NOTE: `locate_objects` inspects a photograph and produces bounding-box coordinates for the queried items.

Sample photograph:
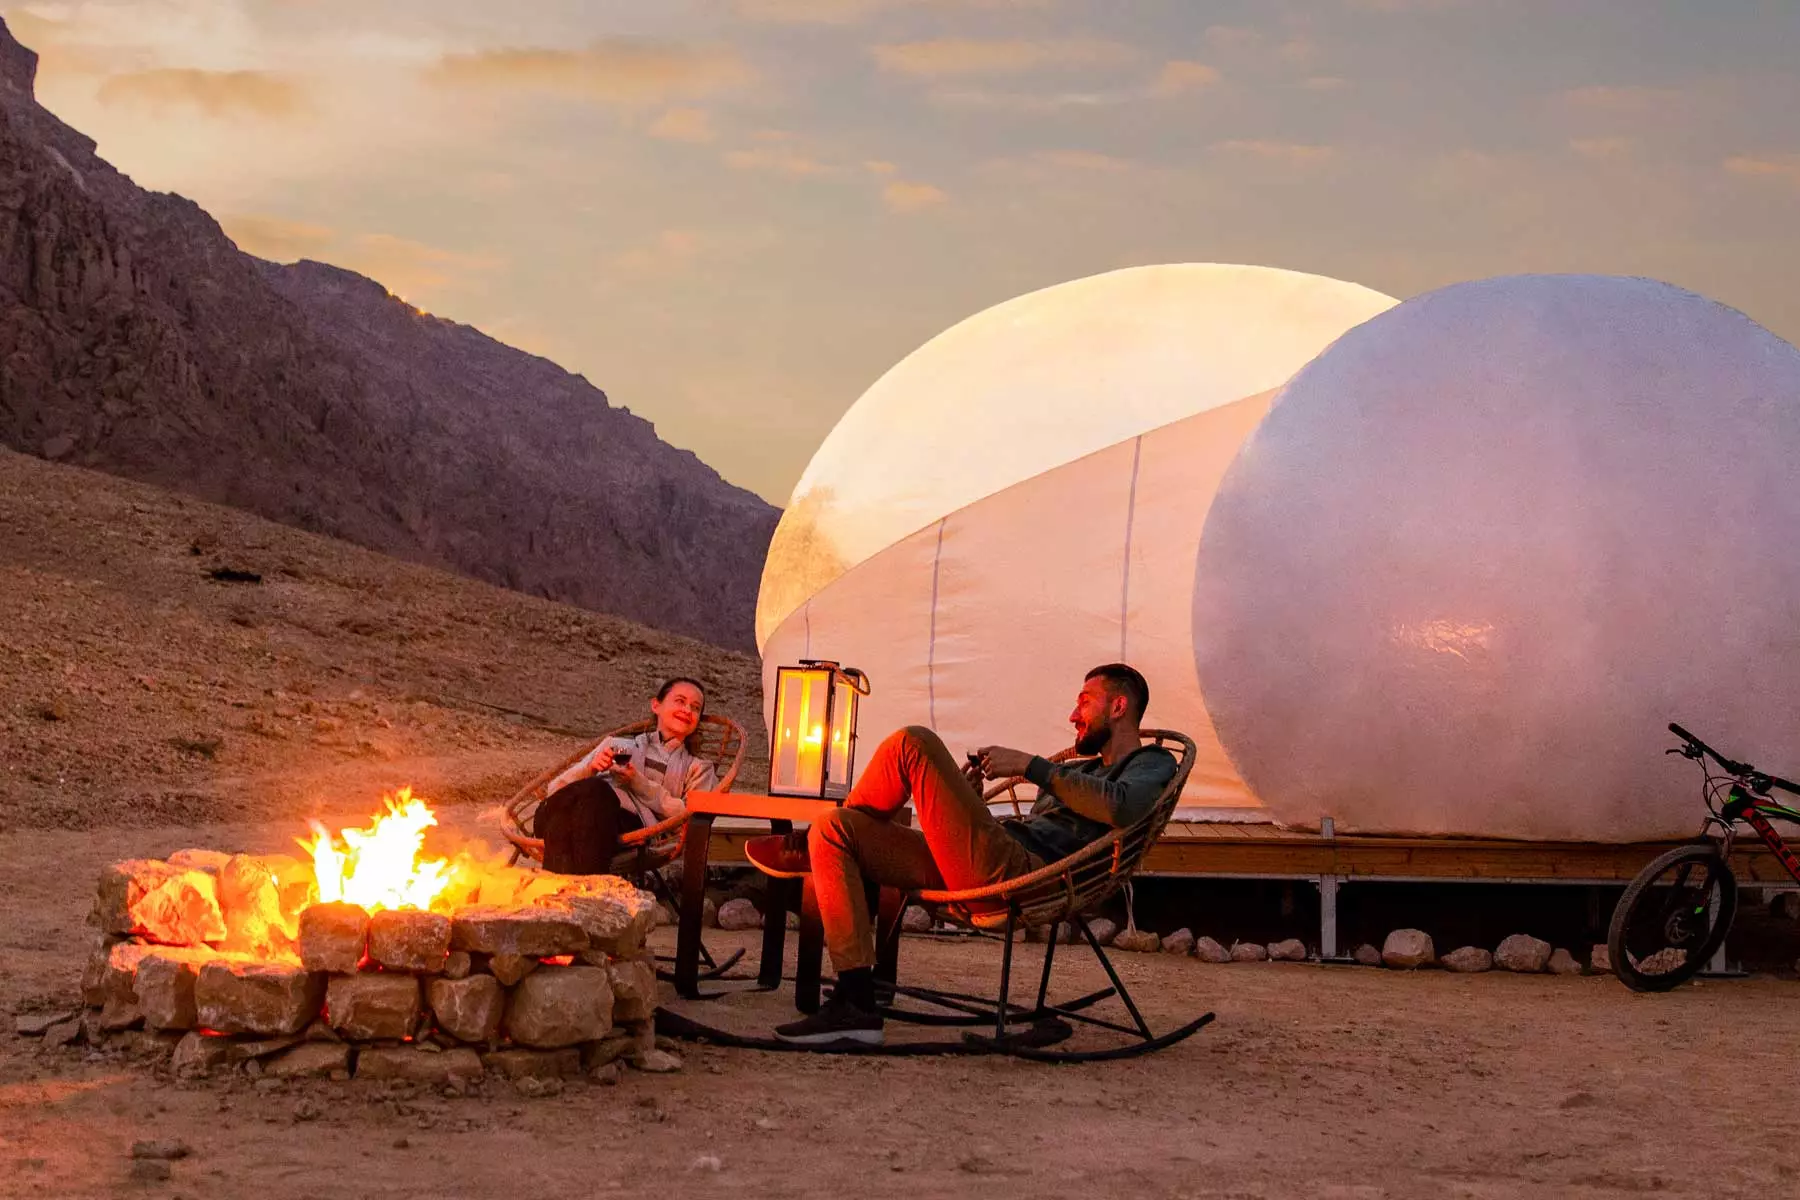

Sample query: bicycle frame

[1715,788,1800,885]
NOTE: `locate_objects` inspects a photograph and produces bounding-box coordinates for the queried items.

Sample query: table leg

[795,878,824,1014]
[758,819,793,989]
[674,813,714,1000]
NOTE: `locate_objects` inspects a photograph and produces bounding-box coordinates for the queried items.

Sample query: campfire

[75,789,666,1084]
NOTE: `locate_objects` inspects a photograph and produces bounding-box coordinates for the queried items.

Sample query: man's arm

[1024,748,1176,827]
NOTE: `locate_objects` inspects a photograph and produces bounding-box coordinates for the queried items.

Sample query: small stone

[194,960,324,1035]
[14,1010,76,1037]
[1494,934,1553,973]
[167,849,232,874]
[1162,928,1196,956]
[293,1097,323,1122]
[1229,942,1268,962]
[1547,948,1583,976]
[1111,929,1160,953]
[40,1018,81,1050]
[582,1030,635,1072]
[591,1061,622,1086]
[137,947,222,1031]
[297,903,369,974]
[128,1160,173,1183]
[1194,936,1230,963]
[629,1047,682,1073]
[367,909,451,973]
[482,1047,582,1080]
[488,953,538,987]
[1086,917,1118,946]
[442,951,473,980]
[608,956,657,1024]
[514,1075,563,1098]
[902,906,933,934]
[130,1139,191,1160]
[451,907,589,957]
[91,860,184,935]
[171,1031,235,1076]
[716,898,762,931]
[1441,946,1493,973]
[1352,943,1383,967]
[265,1042,351,1079]
[1589,943,1613,974]
[505,966,613,1048]
[1268,938,1308,962]
[356,1046,484,1084]
[131,870,227,946]
[1381,929,1435,969]
[691,1153,722,1172]
[538,876,660,956]
[326,973,420,1040]
[426,975,505,1043]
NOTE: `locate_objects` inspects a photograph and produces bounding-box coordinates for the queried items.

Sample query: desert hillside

[0,446,767,833]
[0,18,777,650]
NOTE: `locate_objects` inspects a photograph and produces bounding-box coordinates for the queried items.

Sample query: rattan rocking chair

[499,713,748,982]
[863,728,1213,1061]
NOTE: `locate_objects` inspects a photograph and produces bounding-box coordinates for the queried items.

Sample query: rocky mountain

[0,19,777,650]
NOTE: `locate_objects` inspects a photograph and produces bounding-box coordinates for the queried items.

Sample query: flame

[300,787,452,913]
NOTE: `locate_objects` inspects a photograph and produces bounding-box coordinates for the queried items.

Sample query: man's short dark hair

[1085,663,1149,720]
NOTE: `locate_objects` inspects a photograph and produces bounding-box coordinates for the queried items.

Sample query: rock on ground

[716,898,763,931]
[194,960,324,1036]
[427,974,505,1043]
[1194,936,1230,963]
[298,903,369,974]
[366,909,451,973]
[1382,929,1435,969]
[902,906,933,934]
[1162,928,1196,956]
[607,955,657,1024]
[1494,933,1552,973]
[265,1042,351,1079]
[1086,917,1119,946]
[1441,946,1493,973]
[1230,942,1269,963]
[1351,943,1383,967]
[1547,948,1583,976]
[356,1046,483,1084]
[1268,939,1307,962]
[1111,929,1160,953]
[326,973,420,1040]
[1589,943,1613,974]
[505,966,613,1048]
[482,1047,583,1080]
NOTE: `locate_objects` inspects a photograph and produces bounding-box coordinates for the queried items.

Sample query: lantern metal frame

[768,659,870,799]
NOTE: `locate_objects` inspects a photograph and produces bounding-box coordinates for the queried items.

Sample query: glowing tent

[757,264,1398,814]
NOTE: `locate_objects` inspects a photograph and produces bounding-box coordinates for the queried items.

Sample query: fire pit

[72,789,666,1084]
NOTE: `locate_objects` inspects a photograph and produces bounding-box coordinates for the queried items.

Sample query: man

[774,663,1177,1046]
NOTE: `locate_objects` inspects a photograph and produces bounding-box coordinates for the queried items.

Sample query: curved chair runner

[730,728,1215,1061]
[500,714,749,982]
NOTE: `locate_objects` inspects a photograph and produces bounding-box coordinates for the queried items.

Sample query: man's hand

[977,746,1034,779]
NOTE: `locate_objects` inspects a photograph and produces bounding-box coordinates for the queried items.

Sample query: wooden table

[673,791,835,1000]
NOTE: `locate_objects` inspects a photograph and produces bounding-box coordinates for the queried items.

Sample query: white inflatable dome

[1192,275,1800,841]
[758,264,1397,808]
[756,263,1399,650]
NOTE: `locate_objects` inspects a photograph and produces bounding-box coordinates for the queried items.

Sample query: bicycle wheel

[1607,844,1737,993]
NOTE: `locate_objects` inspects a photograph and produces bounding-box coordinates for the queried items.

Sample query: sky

[4,0,1798,505]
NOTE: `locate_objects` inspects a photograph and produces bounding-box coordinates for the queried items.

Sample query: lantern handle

[839,666,871,696]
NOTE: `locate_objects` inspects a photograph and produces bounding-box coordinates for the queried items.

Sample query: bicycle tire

[1607,843,1737,993]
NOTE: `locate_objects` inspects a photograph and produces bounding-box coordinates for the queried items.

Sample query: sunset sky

[4,1,1798,505]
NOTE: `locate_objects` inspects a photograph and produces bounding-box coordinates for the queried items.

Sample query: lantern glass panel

[771,665,830,796]
[826,674,859,798]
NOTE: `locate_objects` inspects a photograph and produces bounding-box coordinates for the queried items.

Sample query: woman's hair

[655,676,707,711]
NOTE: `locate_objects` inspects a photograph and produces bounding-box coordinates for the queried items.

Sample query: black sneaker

[773,993,885,1047]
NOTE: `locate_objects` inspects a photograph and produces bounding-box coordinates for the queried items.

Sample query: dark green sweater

[1002,744,1179,863]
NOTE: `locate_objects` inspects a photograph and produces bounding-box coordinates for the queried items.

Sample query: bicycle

[1607,723,1800,992]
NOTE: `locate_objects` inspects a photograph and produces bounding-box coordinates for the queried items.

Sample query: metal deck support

[1317,875,1341,960]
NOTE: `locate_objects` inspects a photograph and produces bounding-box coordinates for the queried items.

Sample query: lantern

[769,660,869,799]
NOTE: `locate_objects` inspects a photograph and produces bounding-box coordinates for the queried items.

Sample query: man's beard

[1074,722,1109,756]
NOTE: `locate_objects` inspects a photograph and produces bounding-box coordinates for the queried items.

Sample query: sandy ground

[5,806,1799,1200]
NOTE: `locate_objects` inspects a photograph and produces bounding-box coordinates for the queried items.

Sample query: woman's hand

[609,759,643,791]
[592,745,617,774]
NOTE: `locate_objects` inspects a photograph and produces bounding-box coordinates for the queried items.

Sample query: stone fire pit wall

[81,852,664,1083]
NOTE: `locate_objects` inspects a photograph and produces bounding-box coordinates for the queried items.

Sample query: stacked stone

[75,854,665,1084]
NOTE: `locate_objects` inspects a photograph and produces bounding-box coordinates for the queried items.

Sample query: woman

[534,677,718,874]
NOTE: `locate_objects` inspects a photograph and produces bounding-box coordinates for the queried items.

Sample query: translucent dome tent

[757,264,1398,812]
[1192,275,1800,841]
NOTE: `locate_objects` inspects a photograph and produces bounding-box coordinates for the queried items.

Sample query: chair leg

[995,908,1017,1042]
[1074,915,1152,1040]
[1034,921,1060,1014]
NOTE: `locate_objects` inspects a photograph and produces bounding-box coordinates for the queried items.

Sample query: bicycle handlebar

[1668,722,1800,797]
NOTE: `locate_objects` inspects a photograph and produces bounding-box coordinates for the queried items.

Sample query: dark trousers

[533,776,644,875]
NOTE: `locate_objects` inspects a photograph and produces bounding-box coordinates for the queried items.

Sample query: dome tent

[757,264,1398,812]
[1192,275,1800,842]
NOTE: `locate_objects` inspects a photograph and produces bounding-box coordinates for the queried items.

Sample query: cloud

[613,229,704,277]
[863,159,899,175]
[336,233,506,302]
[1033,149,1134,172]
[1215,139,1337,166]
[724,146,837,176]
[1724,154,1800,189]
[1560,85,1685,116]
[882,179,948,212]
[220,214,336,262]
[872,37,1134,77]
[734,0,1052,23]
[1154,60,1220,96]
[96,68,304,119]
[427,41,754,106]
[648,107,716,142]
[1569,137,1634,160]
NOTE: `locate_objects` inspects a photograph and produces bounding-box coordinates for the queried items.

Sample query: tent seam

[1120,435,1143,661]
[927,519,947,727]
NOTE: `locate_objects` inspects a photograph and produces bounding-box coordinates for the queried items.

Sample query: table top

[685,791,838,821]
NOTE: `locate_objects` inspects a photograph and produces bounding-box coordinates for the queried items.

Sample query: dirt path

[5,811,1797,1200]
